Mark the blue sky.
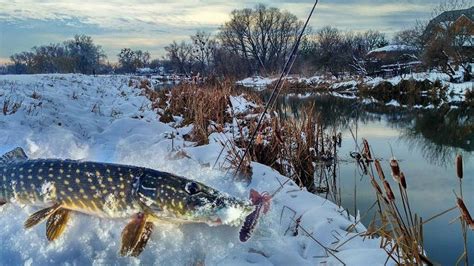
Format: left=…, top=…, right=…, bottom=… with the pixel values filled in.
left=0, top=0, right=440, bottom=63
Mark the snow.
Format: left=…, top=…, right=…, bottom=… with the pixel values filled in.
left=298, top=75, right=324, bottom=85
left=216, top=205, right=247, bottom=226
left=0, top=74, right=392, bottom=265
left=364, top=71, right=452, bottom=86
left=331, top=80, right=358, bottom=90
left=361, top=97, right=378, bottom=105
left=447, top=82, right=473, bottom=102
left=236, top=76, right=275, bottom=90
left=237, top=75, right=325, bottom=90
left=385, top=99, right=400, bottom=107
left=286, top=92, right=314, bottom=99
left=329, top=91, right=358, bottom=99
left=367, top=44, right=417, bottom=55
left=364, top=71, right=473, bottom=103
left=136, top=67, right=153, bottom=74
left=229, top=95, right=257, bottom=115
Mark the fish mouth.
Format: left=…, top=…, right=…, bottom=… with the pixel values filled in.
left=212, top=201, right=254, bottom=227
left=189, top=192, right=254, bottom=226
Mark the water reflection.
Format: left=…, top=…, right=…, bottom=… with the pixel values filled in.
left=274, top=94, right=474, bottom=166
left=274, top=93, right=473, bottom=264
left=401, top=107, right=473, bottom=165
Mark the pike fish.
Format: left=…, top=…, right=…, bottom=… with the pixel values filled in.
left=0, top=147, right=255, bottom=256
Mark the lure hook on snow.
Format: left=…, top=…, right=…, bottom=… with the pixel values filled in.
left=239, top=189, right=272, bottom=242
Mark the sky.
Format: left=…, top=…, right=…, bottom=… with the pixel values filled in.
left=0, top=0, right=443, bottom=63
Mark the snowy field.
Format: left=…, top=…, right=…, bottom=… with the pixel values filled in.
left=0, top=74, right=390, bottom=265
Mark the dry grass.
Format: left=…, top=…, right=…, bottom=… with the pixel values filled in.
left=162, top=82, right=234, bottom=145
left=2, top=98, right=22, bottom=115
left=137, top=79, right=246, bottom=145
left=235, top=103, right=340, bottom=193
left=356, top=141, right=473, bottom=265
left=135, top=78, right=339, bottom=190
left=359, top=140, right=431, bottom=265
left=454, top=154, right=472, bottom=265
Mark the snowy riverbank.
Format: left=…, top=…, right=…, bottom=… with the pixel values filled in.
left=0, top=74, right=390, bottom=265
left=237, top=71, right=473, bottom=109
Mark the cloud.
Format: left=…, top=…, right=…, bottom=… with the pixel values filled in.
left=0, top=0, right=439, bottom=61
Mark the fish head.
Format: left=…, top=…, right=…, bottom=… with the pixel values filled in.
left=135, top=170, right=254, bottom=226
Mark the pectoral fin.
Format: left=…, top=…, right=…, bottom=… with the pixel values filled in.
left=24, top=203, right=61, bottom=229
left=120, top=213, right=154, bottom=257
left=130, top=222, right=154, bottom=257
left=46, top=208, right=71, bottom=241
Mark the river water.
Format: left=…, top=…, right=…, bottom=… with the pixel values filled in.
left=275, top=94, right=473, bottom=265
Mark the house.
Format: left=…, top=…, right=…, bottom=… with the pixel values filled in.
left=421, top=7, right=473, bottom=77
left=423, top=6, right=474, bottom=48
left=366, top=45, right=421, bottom=77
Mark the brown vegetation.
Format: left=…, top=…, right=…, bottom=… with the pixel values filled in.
left=135, top=78, right=339, bottom=190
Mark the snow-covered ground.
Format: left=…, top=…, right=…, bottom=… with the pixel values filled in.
left=0, top=74, right=391, bottom=265
left=236, top=76, right=276, bottom=90
left=237, top=71, right=473, bottom=107
left=366, top=44, right=417, bottom=55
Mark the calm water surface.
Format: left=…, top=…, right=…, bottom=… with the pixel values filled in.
left=276, top=94, right=473, bottom=265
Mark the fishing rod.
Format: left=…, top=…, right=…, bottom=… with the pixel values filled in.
left=233, top=0, right=320, bottom=178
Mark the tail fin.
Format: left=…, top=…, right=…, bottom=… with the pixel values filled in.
left=0, top=147, right=28, bottom=164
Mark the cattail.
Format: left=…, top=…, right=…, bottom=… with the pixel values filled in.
left=362, top=139, right=372, bottom=160
left=274, top=126, right=284, bottom=144
left=456, top=154, right=463, bottom=179
left=456, top=197, right=474, bottom=229
left=383, top=180, right=395, bottom=201
left=390, top=159, right=401, bottom=181
left=375, top=159, right=385, bottom=180
left=371, top=178, right=383, bottom=195
left=399, top=172, right=407, bottom=189
left=256, top=133, right=263, bottom=145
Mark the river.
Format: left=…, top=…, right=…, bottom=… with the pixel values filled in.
left=275, top=94, right=473, bottom=265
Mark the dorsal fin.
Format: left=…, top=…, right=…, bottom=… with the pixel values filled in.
left=0, top=147, right=28, bottom=164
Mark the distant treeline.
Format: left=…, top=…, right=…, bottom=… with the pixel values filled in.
left=8, top=35, right=107, bottom=75
left=4, top=3, right=472, bottom=79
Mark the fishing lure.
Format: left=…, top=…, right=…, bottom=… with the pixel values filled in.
left=239, top=189, right=271, bottom=242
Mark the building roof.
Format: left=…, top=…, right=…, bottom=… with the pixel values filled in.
left=424, top=6, right=474, bottom=37
left=367, top=44, right=418, bottom=55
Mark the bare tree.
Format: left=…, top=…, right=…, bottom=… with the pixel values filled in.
left=117, top=48, right=150, bottom=73
left=64, top=35, right=106, bottom=74
left=8, top=35, right=106, bottom=74
left=9, top=52, right=35, bottom=74
left=190, top=31, right=217, bottom=75
left=392, top=21, right=426, bottom=49
left=363, top=30, right=389, bottom=51
left=218, top=4, right=303, bottom=74
left=212, top=47, right=248, bottom=78
left=164, top=41, right=193, bottom=75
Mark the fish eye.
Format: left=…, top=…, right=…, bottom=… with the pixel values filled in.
left=185, top=182, right=200, bottom=195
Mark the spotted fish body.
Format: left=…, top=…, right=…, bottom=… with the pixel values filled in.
left=1, top=158, right=144, bottom=218
left=0, top=147, right=254, bottom=256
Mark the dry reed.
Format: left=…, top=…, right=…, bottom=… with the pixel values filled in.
left=360, top=140, right=431, bottom=265
left=456, top=154, right=463, bottom=179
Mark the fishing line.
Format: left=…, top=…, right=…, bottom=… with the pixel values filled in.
left=233, top=0, right=320, bottom=178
